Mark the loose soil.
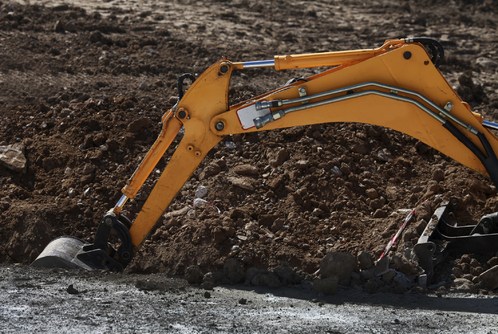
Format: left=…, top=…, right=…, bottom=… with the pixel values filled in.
left=1, top=0, right=498, bottom=293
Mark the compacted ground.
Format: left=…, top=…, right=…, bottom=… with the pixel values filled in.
left=1, top=0, right=498, bottom=325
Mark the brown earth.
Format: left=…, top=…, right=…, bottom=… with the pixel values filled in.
left=1, top=0, right=498, bottom=292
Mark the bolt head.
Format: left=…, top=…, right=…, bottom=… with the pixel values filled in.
left=215, top=121, right=225, bottom=131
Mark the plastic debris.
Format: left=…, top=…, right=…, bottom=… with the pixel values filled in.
left=193, top=198, right=220, bottom=213
left=378, top=194, right=443, bottom=261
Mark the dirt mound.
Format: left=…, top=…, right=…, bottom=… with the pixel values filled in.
left=1, top=1, right=498, bottom=292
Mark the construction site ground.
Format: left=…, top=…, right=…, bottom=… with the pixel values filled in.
left=1, top=0, right=498, bottom=332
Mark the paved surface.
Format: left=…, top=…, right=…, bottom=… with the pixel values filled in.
left=1, top=265, right=498, bottom=333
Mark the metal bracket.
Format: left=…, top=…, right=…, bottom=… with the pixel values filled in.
left=414, top=197, right=498, bottom=285
left=76, top=213, right=134, bottom=271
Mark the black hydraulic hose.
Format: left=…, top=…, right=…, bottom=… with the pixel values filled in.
left=443, top=121, right=498, bottom=187
left=408, top=37, right=444, bottom=68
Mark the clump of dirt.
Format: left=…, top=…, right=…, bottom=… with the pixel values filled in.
left=1, top=1, right=498, bottom=292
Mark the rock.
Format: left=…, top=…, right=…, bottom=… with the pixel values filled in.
left=450, top=278, right=477, bottom=294
left=377, top=148, right=392, bottom=162
left=224, top=258, right=245, bottom=283
left=127, top=117, right=151, bottom=133
left=270, top=218, right=285, bottom=233
left=257, top=272, right=281, bottom=288
left=320, top=252, right=357, bottom=286
left=66, top=284, right=79, bottom=295
left=339, top=163, right=351, bottom=175
left=81, top=163, right=95, bottom=175
left=233, top=164, right=258, bottom=175
left=391, top=254, right=420, bottom=275
left=258, top=214, right=276, bottom=227
left=478, top=265, right=498, bottom=290
left=54, top=20, right=65, bottom=33
left=266, top=174, right=284, bottom=191
left=139, top=82, right=148, bottom=90
left=267, top=148, right=289, bottom=167
left=370, top=197, right=385, bottom=210
left=372, top=209, right=387, bottom=218
left=227, top=176, right=254, bottom=191
left=195, top=186, right=208, bottom=198
left=358, top=251, right=375, bottom=270
left=66, top=21, right=77, bottom=33
left=432, top=169, right=444, bottom=182
left=199, top=162, right=222, bottom=180
left=452, top=266, right=463, bottom=278
left=274, top=264, right=302, bottom=285
left=244, top=267, right=260, bottom=285
left=313, top=276, right=339, bottom=295
left=0, top=144, right=27, bottom=174
left=373, top=257, right=390, bottom=276
left=382, top=270, right=397, bottom=283
left=365, top=188, right=379, bottom=199
left=295, top=160, right=309, bottom=169
left=476, top=57, right=498, bottom=69
left=185, top=265, right=203, bottom=284
left=360, top=269, right=374, bottom=280
left=364, top=279, right=378, bottom=294
left=487, top=257, right=498, bottom=268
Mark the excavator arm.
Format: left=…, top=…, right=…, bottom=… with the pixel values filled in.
left=32, top=38, right=498, bottom=272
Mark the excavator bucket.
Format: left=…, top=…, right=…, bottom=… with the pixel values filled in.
left=31, top=236, right=93, bottom=270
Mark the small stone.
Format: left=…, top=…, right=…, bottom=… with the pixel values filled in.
left=450, top=278, right=477, bottom=294
left=227, top=176, right=254, bottom=191
left=66, top=21, right=77, bottom=33
left=185, top=265, right=203, bottom=284
left=203, top=291, right=211, bottom=298
left=139, top=82, right=148, bottom=90
left=364, top=279, right=378, bottom=294
left=360, top=269, right=374, bottom=280
left=199, top=162, right=222, bottom=180
left=358, top=252, right=375, bottom=270
left=452, top=266, right=463, bottom=278
left=195, top=186, right=208, bottom=198
left=365, top=188, right=379, bottom=199
left=238, top=298, right=247, bottom=305
left=296, top=160, right=309, bottom=169
left=432, top=169, right=444, bottom=182
left=0, top=144, right=27, bottom=173
left=487, top=257, right=498, bottom=268
left=476, top=57, right=498, bottom=69
left=233, top=164, right=258, bottom=175
left=66, top=284, right=79, bottom=294
left=224, top=258, right=245, bottom=283
left=54, top=20, right=65, bottom=33
left=320, top=252, right=357, bottom=286
left=127, top=117, right=151, bottom=133
left=372, top=209, right=387, bottom=218
left=382, top=270, right=397, bottom=283
left=267, top=148, right=289, bottom=167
